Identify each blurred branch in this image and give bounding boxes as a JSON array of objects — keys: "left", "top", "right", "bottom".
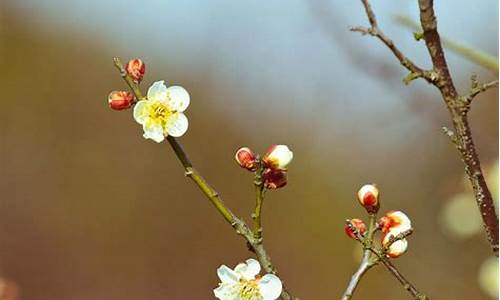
[
  {"left": 394, "top": 15, "right": 499, "bottom": 73},
  {"left": 113, "top": 57, "right": 296, "bottom": 300},
  {"left": 353, "top": 0, "right": 499, "bottom": 256}
]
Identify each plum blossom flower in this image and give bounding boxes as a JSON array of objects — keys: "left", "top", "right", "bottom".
[
  {"left": 133, "top": 81, "right": 190, "bottom": 143},
  {"left": 263, "top": 145, "right": 293, "bottom": 170},
  {"left": 214, "top": 258, "right": 282, "bottom": 300},
  {"left": 378, "top": 211, "right": 412, "bottom": 234}
]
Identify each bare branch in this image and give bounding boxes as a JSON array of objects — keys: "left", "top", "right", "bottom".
[
  {"left": 353, "top": 0, "right": 499, "bottom": 255},
  {"left": 351, "top": 0, "right": 436, "bottom": 85},
  {"left": 463, "top": 78, "right": 499, "bottom": 105}
]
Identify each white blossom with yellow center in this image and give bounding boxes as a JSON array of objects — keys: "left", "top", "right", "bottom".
[
  {"left": 214, "top": 259, "right": 282, "bottom": 300},
  {"left": 133, "top": 80, "right": 190, "bottom": 143}
]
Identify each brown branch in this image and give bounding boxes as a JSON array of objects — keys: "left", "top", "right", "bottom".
[
  {"left": 113, "top": 57, "right": 296, "bottom": 300},
  {"left": 341, "top": 215, "right": 378, "bottom": 300},
  {"left": 463, "top": 77, "right": 499, "bottom": 105},
  {"left": 350, "top": 0, "right": 437, "bottom": 85},
  {"left": 354, "top": 0, "right": 499, "bottom": 256},
  {"left": 379, "top": 258, "right": 428, "bottom": 300},
  {"left": 417, "top": 0, "right": 499, "bottom": 256}
]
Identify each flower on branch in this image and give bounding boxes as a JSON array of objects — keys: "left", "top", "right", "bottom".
[
  {"left": 214, "top": 258, "right": 282, "bottom": 300},
  {"left": 345, "top": 218, "right": 367, "bottom": 239},
  {"left": 133, "top": 80, "right": 190, "bottom": 143},
  {"left": 378, "top": 210, "right": 412, "bottom": 234},
  {"left": 263, "top": 145, "right": 293, "bottom": 170},
  {"left": 235, "top": 147, "right": 258, "bottom": 171},
  {"left": 357, "top": 184, "right": 380, "bottom": 214},
  {"left": 382, "top": 230, "right": 409, "bottom": 258},
  {"left": 125, "top": 58, "right": 146, "bottom": 83},
  {"left": 108, "top": 90, "right": 135, "bottom": 110}
]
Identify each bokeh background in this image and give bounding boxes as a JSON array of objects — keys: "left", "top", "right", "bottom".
[{"left": 0, "top": 0, "right": 498, "bottom": 299}]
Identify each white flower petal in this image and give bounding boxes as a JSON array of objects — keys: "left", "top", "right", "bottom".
[
  {"left": 234, "top": 258, "right": 261, "bottom": 280},
  {"left": 166, "top": 85, "right": 190, "bottom": 112},
  {"left": 217, "top": 265, "right": 240, "bottom": 284},
  {"left": 133, "top": 100, "right": 149, "bottom": 125},
  {"left": 258, "top": 274, "right": 282, "bottom": 300},
  {"left": 147, "top": 80, "right": 167, "bottom": 102},
  {"left": 213, "top": 283, "right": 238, "bottom": 300},
  {"left": 143, "top": 122, "right": 164, "bottom": 143},
  {"left": 166, "top": 113, "right": 188, "bottom": 137}
]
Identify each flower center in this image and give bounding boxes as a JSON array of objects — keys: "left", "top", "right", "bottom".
[
  {"left": 149, "top": 101, "right": 173, "bottom": 125},
  {"left": 238, "top": 279, "right": 262, "bottom": 300}
]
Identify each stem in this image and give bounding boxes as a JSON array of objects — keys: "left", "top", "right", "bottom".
[
  {"left": 113, "top": 58, "right": 295, "bottom": 300},
  {"left": 340, "top": 214, "right": 378, "bottom": 300},
  {"left": 340, "top": 251, "right": 375, "bottom": 300},
  {"left": 379, "top": 258, "right": 428, "bottom": 300},
  {"left": 253, "top": 167, "right": 265, "bottom": 240}
]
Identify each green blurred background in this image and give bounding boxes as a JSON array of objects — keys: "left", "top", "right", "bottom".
[{"left": 0, "top": 0, "right": 498, "bottom": 299}]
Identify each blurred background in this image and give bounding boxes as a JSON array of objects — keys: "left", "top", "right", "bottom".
[{"left": 0, "top": 0, "right": 498, "bottom": 299}]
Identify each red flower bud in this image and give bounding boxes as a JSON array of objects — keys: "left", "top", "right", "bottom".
[
  {"left": 235, "top": 147, "right": 258, "bottom": 171},
  {"left": 108, "top": 91, "right": 135, "bottom": 110},
  {"left": 345, "top": 218, "right": 367, "bottom": 239},
  {"left": 357, "top": 184, "right": 380, "bottom": 214},
  {"left": 262, "top": 168, "right": 287, "bottom": 189},
  {"left": 125, "top": 58, "right": 146, "bottom": 83}
]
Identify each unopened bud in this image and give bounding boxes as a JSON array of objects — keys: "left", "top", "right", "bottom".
[
  {"left": 235, "top": 147, "right": 258, "bottom": 171},
  {"left": 262, "top": 168, "right": 287, "bottom": 189},
  {"left": 262, "top": 145, "right": 293, "bottom": 170},
  {"left": 125, "top": 58, "right": 146, "bottom": 83},
  {"left": 382, "top": 231, "right": 408, "bottom": 258},
  {"left": 357, "top": 184, "right": 380, "bottom": 214},
  {"left": 378, "top": 210, "right": 412, "bottom": 233},
  {"left": 108, "top": 91, "right": 135, "bottom": 110},
  {"left": 344, "top": 218, "right": 367, "bottom": 239}
]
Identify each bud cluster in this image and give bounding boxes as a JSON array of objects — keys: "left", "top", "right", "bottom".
[
  {"left": 107, "top": 58, "right": 146, "bottom": 111},
  {"left": 234, "top": 145, "right": 293, "bottom": 190},
  {"left": 345, "top": 184, "right": 413, "bottom": 259}
]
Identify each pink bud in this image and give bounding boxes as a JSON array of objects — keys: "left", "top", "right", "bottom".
[
  {"left": 125, "top": 58, "right": 146, "bottom": 83},
  {"left": 235, "top": 147, "right": 258, "bottom": 171},
  {"left": 357, "top": 184, "right": 380, "bottom": 214},
  {"left": 108, "top": 91, "right": 135, "bottom": 110},
  {"left": 262, "top": 145, "right": 293, "bottom": 170},
  {"left": 262, "top": 168, "right": 287, "bottom": 189},
  {"left": 378, "top": 211, "right": 412, "bottom": 233},
  {"left": 344, "top": 218, "right": 367, "bottom": 239}
]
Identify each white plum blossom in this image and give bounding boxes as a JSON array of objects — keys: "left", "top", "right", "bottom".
[
  {"left": 382, "top": 229, "right": 409, "bottom": 258},
  {"left": 133, "top": 80, "right": 190, "bottom": 143},
  {"left": 263, "top": 145, "right": 293, "bottom": 170},
  {"left": 214, "top": 258, "right": 282, "bottom": 300}
]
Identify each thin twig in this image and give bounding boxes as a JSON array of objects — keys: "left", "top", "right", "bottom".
[
  {"left": 463, "top": 78, "right": 499, "bottom": 105},
  {"left": 379, "top": 258, "right": 428, "bottom": 300},
  {"left": 353, "top": 0, "right": 499, "bottom": 256},
  {"left": 113, "top": 57, "right": 296, "bottom": 300},
  {"left": 350, "top": 0, "right": 437, "bottom": 85},
  {"left": 340, "top": 214, "right": 378, "bottom": 300},
  {"left": 252, "top": 166, "right": 265, "bottom": 241}
]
